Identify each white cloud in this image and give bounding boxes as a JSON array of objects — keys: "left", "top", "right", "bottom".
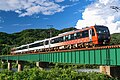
[
  {"left": 74, "top": 9, "right": 84, "bottom": 14},
  {"left": 15, "top": 10, "right": 22, "bottom": 14},
  {"left": 75, "top": 0, "right": 120, "bottom": 34},
  {"left": 55, "top": 0, "right": 79, "bottom": 2},
  {"left": 0, "top": 17, "right": 4, "bottom": 23},
  {"left": 43, "top": 18, "right": 49, "bottom": 20},
  {"left": 55, "top": 0, "right": 64, "bottom": 3},
  {"left": 0, "top": 0, "right": 67, "bottom": 17},
  {"left": 69, "top": 0, "right": 79, "bottom": 2},
  {"left": 12, "top": 23, "right": 32, "bottom": 26},
  {"left": 32, "top": 15, "right": 40, "bottom": 19}
]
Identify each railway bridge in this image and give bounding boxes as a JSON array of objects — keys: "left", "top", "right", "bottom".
[{"left": 0, "top": 45, "right": 120, "bottom": 77}]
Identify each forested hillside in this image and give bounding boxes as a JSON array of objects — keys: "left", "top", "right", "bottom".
[
  {"left": 0, "top": 27, "right": 76, "bottom": 55},
  {"left": 110, "top": 33, "right": 120, "bottom": 45},
  {"left": 0, "top": 27, "right": 120, "bottom": 55}
]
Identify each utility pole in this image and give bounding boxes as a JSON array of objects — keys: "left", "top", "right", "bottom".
[
  {"left": 47, "top": 25, "right": 53, "bottom": 51},
  {"left": 47, "top": 25, "right": 53, "bottom": 38}
]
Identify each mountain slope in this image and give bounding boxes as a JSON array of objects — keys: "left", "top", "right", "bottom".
[{"left": 0, "top": 27, "right": 76, "bottom": 55}]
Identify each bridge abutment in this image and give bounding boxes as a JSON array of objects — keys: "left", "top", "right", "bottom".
[{"left": 100, "top": 66, "right": 120, "bottom": 78}]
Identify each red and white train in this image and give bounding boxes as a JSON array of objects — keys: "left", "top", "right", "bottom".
[{"left": 11, "top": 25, "right": 110, "bottom": 54}]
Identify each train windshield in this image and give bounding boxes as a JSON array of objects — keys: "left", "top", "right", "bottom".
[{"left": 95, "top": 26, "right": 109, "bottom": 34}]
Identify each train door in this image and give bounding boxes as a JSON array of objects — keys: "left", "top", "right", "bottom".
[{"left": 89, "top": 29, "right": 92, "bottom": 42}]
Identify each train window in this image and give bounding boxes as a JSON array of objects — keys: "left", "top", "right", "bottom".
[
  {"left": 55, "top": 39, "right": 57, "bottom": 43},
  {"left": 51, "top": 39, "right": 55, "bottom": 44},
  {"left": 57, "top": 37, "right": 60, "bottom": 42},
  {"left": 80, "top": 33, "right": 82, "bottom": 38},
  {"left": 51, "top": 37, "right": 63, "bottom": 43},
  {"left": 95, "top": 26, "right": 109, "bottom": 34},
  {"left": 39, "top": 42, "right": 44, "bottom": 46},
  {"left": 70, "top": 34, "right": 74, "bottom": 40},
  {"left": 55, "top": 38, "right": 58, "bottom": 43},
  {"left": 45, "top": 40, "right": 49, "bottom": 45},
  {"left": 82, "top": 32, "right": 85, "bottom": 38},
  {"left": 68, "top": 35, "right": 71, "bottom": 40},
  {"left": 21, "top": 46, "right": 27, "bottom": 49},
  {"left": 76, "top": 32, "right": 80, "bottom": 38},
  {"left": 63, "top": 36, "right": 66, "bottom": 41},
  {"left": 57, "top": 38, "right": 59, "bottom": 43},
  {"left": 29, "top": 44, "right": 33, "bottom": 48},
  {"left": 54, "top": 39, "right": 56, "bottom": 43},
  {"left": 17, "top": 48, "right": 22, "bottom": 50},
  {"left": 54, "top": 38, "right": 59, "bottom": 43},
  {"left": 83, "top": 30, "right": 89, "bottom": 37},
  {"left": 59, "top": 37, "right": 63, "bottom": 42},
  {"left": 74, "top": 33, "right": 77, "bottom": 39},
  {"left": 92, "top": 29, "right": 95, "bottom": 36},
  {"left": 29, "top": 43, "right": 41, "bottom": 48},
  {"left": 34, "top": 43, "right": 39, "bottom": 47},
  {"left": 65, "top": 35, "right": 69, "bottom": 41}
]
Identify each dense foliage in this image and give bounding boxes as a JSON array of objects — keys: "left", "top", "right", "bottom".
[
  {"left": 0, "top": 66, "right": 116, "bottom": 80},
  {"left": 110, "top": 33, "right": 120, "bottom": 45}
]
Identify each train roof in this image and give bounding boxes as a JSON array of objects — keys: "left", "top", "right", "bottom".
[
  {"left": 58, "top": 25, "right": 108, "bottom": 36},
  {"left": 58, "top": 26, "right": 92, "bottom": 36},
  {"left": 58, "top": 30, "right": 76, "bottom": 36},
  {"left": 33, "top": 39, "right": 45, "bottom": 43},
  {"left": 15, "top": 44, "right": 28, "bottom": 49}
]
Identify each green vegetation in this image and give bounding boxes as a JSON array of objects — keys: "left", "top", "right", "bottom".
[
  {"left": 0, "top": 65, "right": 117, "bottom": 80},
  {"left": 0, "top": 27, "right": 75, "bottom": 55},
  {"left": 110, "top": 33, "right": 120, "bottom": 45},
  {"left": 54, "top": 63, "right": 99, "bottom": 69}
]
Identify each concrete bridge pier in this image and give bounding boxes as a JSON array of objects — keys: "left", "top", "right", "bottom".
[
  {"left": 100, "top": 66, "right": 120, "bottom": 78},
  {"left": 36, "top": 62, "right": 49, "bottom": 69},
  {"left": 36, "top": 62, "right": 43, "bottom": 70},
  {"left": 17, "top": 61, "right": 24, "bottom": 72},
  {"left": 7, "top": 60, "right": 12, "bottom": 70}
]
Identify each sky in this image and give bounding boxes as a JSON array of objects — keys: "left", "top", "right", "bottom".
[{"left": 0, "top": 0, "right": 120, "bottom": 34}]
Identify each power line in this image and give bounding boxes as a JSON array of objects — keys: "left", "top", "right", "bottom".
[{"left": 110, "top": 6, "right": 120, "bottom": 12}]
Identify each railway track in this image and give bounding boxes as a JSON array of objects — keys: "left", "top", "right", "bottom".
[
  {"left": 10, "top": 45, "right": 120, "bottom": 56},
  {"left": 29, "top": 45, "right": 120, "bottom": 54}
]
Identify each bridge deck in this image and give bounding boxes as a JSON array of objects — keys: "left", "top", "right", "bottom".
[{"left": 0, "top": 46, "right": 120, "bottom": 66}]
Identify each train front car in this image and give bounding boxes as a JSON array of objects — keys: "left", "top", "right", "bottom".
[{"left": 94, "top": 25, "right": 110, "bottom": 45}]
